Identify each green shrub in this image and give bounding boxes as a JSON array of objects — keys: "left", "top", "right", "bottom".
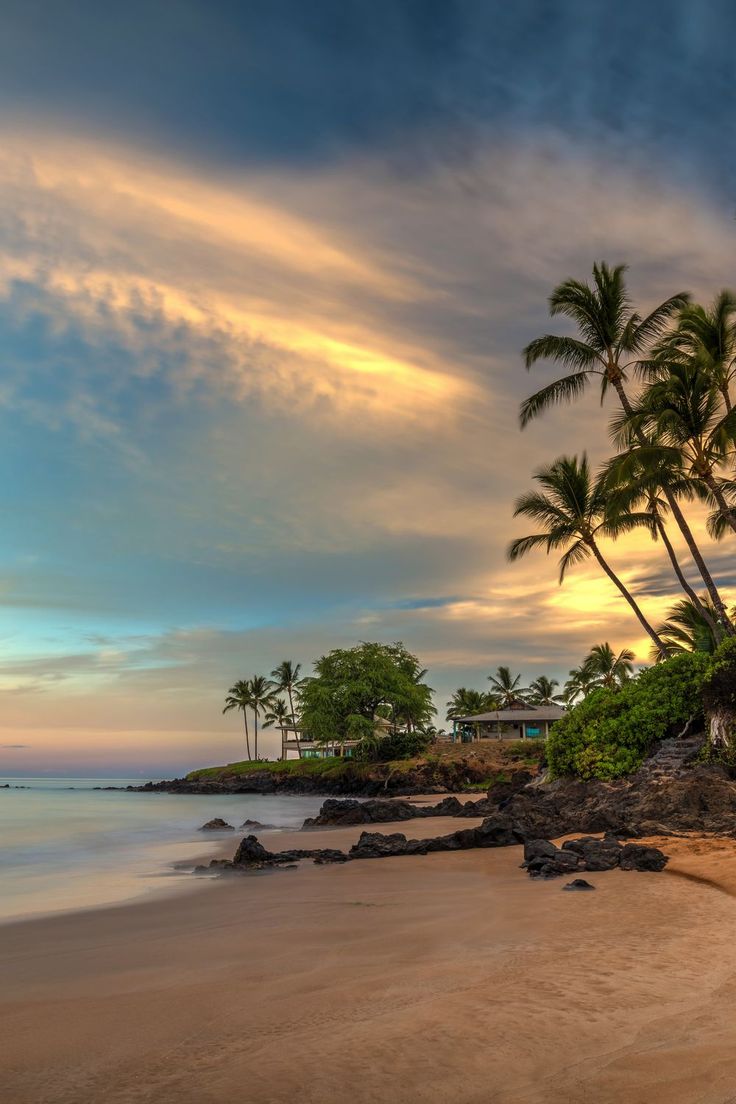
[
  {"left": 506, "top": 738, "right": 547, "bottom": 760},
  {"left": 547, "top": 652, "right": 708, "bottom": 780},
  {"left": 355, "top": 729, "right": 432, "bottom": 762}
]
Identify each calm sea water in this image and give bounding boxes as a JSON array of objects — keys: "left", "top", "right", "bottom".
[{"left": 0, "top": 778, "right": 325, "bottom": 923}]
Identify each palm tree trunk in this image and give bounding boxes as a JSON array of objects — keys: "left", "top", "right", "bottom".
[
  {"left": 654, "top": 514, "right": 721, "bottom": 638},
  {"left": 254, "top": 710, "right": 258, "bottom": 761},
  {"left": 589, "top": 540, "right": 668, "bottom": 659},
  {"left": 612, "top": 377, "right": 734, "bottom": 634},
  {"left": 243, "top": 711, "right": 252, "bottom": 761},
  {"left": 702, "top": 470, "right": 736, "bottom": 536}
]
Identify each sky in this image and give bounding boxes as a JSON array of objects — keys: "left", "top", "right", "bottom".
[{"left": 1, "top": 1, "right": 736, "bottom": 775}]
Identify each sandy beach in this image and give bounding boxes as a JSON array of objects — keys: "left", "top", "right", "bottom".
[{"left": 4, "top": 812, "right": 736, "bottom": 1104}]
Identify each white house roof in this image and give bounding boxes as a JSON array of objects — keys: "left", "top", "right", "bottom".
[{"left": 456, "top": 705, "right": 566, "bottom": 724}]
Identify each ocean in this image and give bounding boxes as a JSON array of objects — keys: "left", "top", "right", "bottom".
[{"left": 0, "top": 778, "right": 325, "bottom": 923}]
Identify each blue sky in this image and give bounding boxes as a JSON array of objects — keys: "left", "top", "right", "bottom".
[{"left": 1, "top": 1, "right": 735, "bottom": 775}]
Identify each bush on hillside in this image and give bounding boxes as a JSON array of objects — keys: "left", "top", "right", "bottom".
[{"left": 547, "top": 652, "right": 709, "bottom": 780}]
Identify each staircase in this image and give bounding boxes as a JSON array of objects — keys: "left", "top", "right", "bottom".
[{"left": 635, "top": 733, "right": 705, "bottom": 783}]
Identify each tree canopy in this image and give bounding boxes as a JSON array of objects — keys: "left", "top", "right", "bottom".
[{"left": 299, "top": 641, "right": 435, "bottom": 743}]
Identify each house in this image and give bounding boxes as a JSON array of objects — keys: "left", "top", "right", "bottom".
[
  {"left": 279, "top": 718, "right": 393, "bottom": 760},
  {"left": 452, "top": 703, "right": 565, "bottom": 742}
]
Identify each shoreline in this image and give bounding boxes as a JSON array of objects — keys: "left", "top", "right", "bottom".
[{"left": 5, "top": 811, "right": 736, "bottom": 1103}]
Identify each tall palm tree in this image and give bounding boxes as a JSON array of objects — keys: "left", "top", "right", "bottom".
[
  {"left": 634, "top": 361, "right": 736, "bottom": 537},
  {"left": 603, "top": 442, "right": 725, "bottom": 636},
  {"left": 585, "top": 643, "right": 635, "bottom": 688},
  {"left": 667, "top": 290, "right": 736, "bottom": 413},
  {"left": 263, "top": 698, "right": 294, "bottom": 751},
  {"left": 222, "top": 679, "right": 254, "bottom": 761},
  {"left": 527, "top": 675, "right": 564, "bottom": 705},
  {"left": 508, "top": 454, "right": 668, "bottom": 658},
  {"left": 271, "top": 660, "right": 304, "bottom": 755},
  {"left": 488, "top": 666, "right": 529, "bottom": 707},
  {"left": 248, "top": 675, "right": 276, "bottom": 761},
  {"left": 520, "top": 262, "right": 728, "bottom": 627}
]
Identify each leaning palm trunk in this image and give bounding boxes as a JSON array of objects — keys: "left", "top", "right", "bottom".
[
  {"left": 589, "top": 539, "right": 668, "bottom": 659},
  {"left": 702, "top": 470, "right": 736, "bottom": 538},
  {"left": 654, "top": 514, "right": 720, "bottom": 639},
  {"left": 612, "top": 377, "right": 735, "bottom": 635}
]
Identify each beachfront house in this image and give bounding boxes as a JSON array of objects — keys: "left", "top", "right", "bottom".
[
  {"left": 279, "top": 718, "right": 393, "bottom": 760},
  {"left": 452, "top": 703, "right": 565, "bottom": 742}
]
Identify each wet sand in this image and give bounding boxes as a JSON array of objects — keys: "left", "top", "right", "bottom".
[{"left": 3, "top": 815, "right": 736, "bottom": 1104}]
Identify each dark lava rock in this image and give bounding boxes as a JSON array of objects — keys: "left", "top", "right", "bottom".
[
  {"left": 199, "top": 817, "right": 235, "bottom": 831},
  {"left": 562, "top": 836, "right": 622, "bottom": 871},
  {"left": 522, "top": 835, "right": 668, "bottom": 879},
  {"left": 563, "top": 879, "right": 596, "bottom": 891},
  {"left": 619, "top": 843, "right": 669, "bottom": 872},
  {"left": 523, "top": 839, "right": 558, "bottom": 863},
  {"left": 502, "top": 764, "right": 736, "bottom": 840},
  {"left": 304, "top": 798, "right": 419, "bottom": 827}
]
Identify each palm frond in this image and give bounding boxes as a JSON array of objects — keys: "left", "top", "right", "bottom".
[{"left": 557, "top": 538, "right": 589, "bottom": 583}]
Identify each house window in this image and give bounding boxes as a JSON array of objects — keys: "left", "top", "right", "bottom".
[{"left": 525, "top": 726, "right": 541, "bottom": 737}]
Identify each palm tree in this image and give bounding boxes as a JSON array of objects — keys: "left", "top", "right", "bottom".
[
  {"left": 653, "top": 596, "right": 722, "bottom": 660},
  {"left": 563, "top": 659, "right": 598, "bottom": 705},
  {"left": 446, "top": 688, "right": 497, "bottom": 722},
  {"left": 222, "top": 679, "right": 254, "bottom": 761},
  {"left": 667, "top": 290, "right": 736, "bottom": 413},
  {"left": 527, "top": 675, "right": 564, "bottom": 705},
  {"left": 488, "top": 666, "right": 529, "bottom": 707},
  {"left": 508, "top": 454, "right": 668, "bottom": 658},
  {"left": 248, "top": 675, "right": 276, "bottom": 760},
  {"left": 585, "top": 643, "right": 635, "bottom": 688},
  {"left": 520, "top": 262, "right": 728, "bottom": 629},
  {"left": 603, "top": 442, "right": 726, "bottom": 636},
  {"left": 271, "top": 660, "right": 304, "bottom": 755},
  {"left": 634, "top": 361, "right": 736, "bottom": 537},
  {"left": 263, "top": 697, "right": 293, "bottom": 729}
]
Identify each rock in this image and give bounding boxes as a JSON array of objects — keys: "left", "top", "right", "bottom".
[
  {"left": 474, "top": 815, "right": 526, "bottom": 848},
  {"left": 562, "top": 836, "right": 622, "bottom": 870},
  {"left": 312, "top": 850, "right": 352, "bottom": 864},
  {"left": 618, "top": 843, "right": 669, "bottom": 872},
  {"left": 523, "top": 839, "right": 558, "bottom": 863},
  {"left": 241, "top": 819, "right": 276, "bottom": 829},
  {"left": 232, "top": 835, "right": 276, "bottom": 864},
  {"left": 199, "top": 817, "right": 235, "bottom": 830},
  {"left": 563, "top": 879, "right": 596, "bottom": 891},
  {"left": 349, "top": 832, "right": 411, "bottom": 858},
  {"left": 304, "top": 798, "right": 419, "bottom": 827}
]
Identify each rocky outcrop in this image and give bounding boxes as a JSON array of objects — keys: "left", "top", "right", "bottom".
[
  {"left": 502, "top": 764, "right": 736, "bottom": 838},
  {"left": 302, "top": 794, "right": 490, "bottom": 827},
  {"left": 522, "top": 835, "right": 668, "bottom": 879},
  {"left": 199, "top": 817, "right": 234, "bottom": 830}
]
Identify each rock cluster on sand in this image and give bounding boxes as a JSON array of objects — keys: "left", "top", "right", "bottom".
[
  {"left": 522, "top": 835, "right": 668, "bottom": 878},
  {"left": 199, "top": 818, "right": 235, "bottom": 831}
]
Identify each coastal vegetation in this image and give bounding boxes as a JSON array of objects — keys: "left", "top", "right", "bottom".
[{"left": 509, "top": 261, "right": 736, "bottom": 763}]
